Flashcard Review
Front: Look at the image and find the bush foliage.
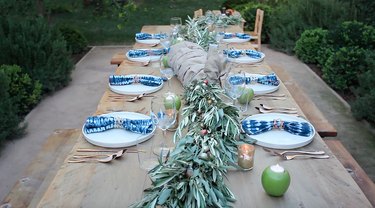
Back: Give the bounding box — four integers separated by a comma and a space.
0, 70, 24, 144
268, 0, 351, 53
0, 17, 74, 93
322, 47, 368, 91
59, 25, 88, 54
0, 65, 42, 116
294, 28, 328, 64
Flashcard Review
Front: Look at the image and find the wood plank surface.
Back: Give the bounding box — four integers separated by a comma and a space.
1, 129, 79, 208
32, 25, 371, 207
325, 139, 375, 207
271, 65, 338, 137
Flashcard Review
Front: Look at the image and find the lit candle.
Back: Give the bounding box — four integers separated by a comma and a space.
238, 144, 255, 170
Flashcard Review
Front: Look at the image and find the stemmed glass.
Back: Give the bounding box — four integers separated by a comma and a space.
160, 57, 174, 92
224, 72, 245, 107
150, 95, 177, 157
170, 17, 182, 35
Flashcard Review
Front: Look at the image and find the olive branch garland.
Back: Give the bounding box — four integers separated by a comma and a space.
130, 80, 254, 208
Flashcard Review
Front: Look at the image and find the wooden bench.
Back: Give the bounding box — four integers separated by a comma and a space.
271, 65, 338, 137
325, 139, 375, 207
1, 129, 80, 208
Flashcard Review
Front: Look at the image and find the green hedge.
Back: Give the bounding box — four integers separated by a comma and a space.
59, 25, 88, 54
352, 67, 375, 123
0, 70, 24, 144
269, 0, 351, 53
0, 65, 42, 116
322, 47, 368, 91
294, 28, 328, 64
0, 17, 74, 94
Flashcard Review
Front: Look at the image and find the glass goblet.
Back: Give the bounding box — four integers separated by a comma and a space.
170, 17, 182, 34
224, 72, 245, 107
150, 95, 177, 157
159, 55, 174, 92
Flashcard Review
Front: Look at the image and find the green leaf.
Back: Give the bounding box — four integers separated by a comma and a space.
157, 188, 172, 204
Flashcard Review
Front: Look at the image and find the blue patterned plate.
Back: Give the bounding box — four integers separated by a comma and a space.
135, 38, 160, 45
126, 49, 162, 63
242, 113, 315, 149
82, 112, 156, 148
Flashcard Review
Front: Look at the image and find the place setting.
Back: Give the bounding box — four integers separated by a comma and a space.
135, 32, 167, 45
224, 48, 265, 64
221, 32, 252, 43
108, 74, 165, 95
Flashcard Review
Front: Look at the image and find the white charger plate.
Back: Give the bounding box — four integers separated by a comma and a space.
242, 113, 315, 149
135, 38, 160, 45
227, 51, 265, 64
245, 73, 279, 95
109, 74, 164, 95
82, 112, 156, 148
126, 49, 161, 63
222, 36, 251, 43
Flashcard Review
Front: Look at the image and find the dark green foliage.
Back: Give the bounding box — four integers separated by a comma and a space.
0, 65, 42, 116
327, 21, 375, 50
269, 0, 351, 53
0, 70, 24, 144
235, 3, 272, 42
0, 17, 74, 93
351, 53, 375, 123
0, 0, 36, 17
322, 47, 368, 91
59, 26, 88, 54
294, 28, 328, 64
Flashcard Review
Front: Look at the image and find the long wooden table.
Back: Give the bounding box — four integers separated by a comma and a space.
31, 25, 372, 207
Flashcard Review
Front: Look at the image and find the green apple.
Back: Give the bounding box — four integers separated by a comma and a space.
163, 93, 181, 111
161, 55, 169, 67
238, 87, 254, 105
261, 164, 291, 197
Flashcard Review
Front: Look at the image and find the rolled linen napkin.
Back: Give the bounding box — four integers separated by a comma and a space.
242, 119, 313, 137
109, 75, 163, 87
128, 48, 169, 58
84, 116, 154, 134
224, 49, 262, 59
135, 32, 167, 40
223, 33, 251, 39
229, 73, 279, 86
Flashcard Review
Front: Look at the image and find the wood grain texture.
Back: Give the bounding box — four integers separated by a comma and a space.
271, 65, 338, 137
325, 139, 375, 207
1, 129, 79, 208
32, 25, 371, 208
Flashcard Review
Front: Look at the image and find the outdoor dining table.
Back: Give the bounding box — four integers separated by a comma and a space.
29, 25, 372, 207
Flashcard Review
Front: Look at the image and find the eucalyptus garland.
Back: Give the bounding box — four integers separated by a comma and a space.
131, 79, 254, 208
179, 12, 242, 51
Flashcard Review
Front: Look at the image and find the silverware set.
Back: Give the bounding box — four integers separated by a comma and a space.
107, 93, 154, 102
255, 103, 299, 115
68, 148, 143, 163
263, 147, 329, 160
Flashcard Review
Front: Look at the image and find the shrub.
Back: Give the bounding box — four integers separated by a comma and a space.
59, 26, 88, 54
294, 28, 328, 64
322, 47, 368, 91
0, 65, 42, 116
327, 21, 375, 50
0, 17, 74, 94
269, 0, 351, 53
235, 3, 272, 42
0, 70, 24, 144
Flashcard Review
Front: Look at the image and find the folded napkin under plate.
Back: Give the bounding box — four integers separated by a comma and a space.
224, 49, 265, 64
126, 49, 168, 63
241, 113, 316, 149
109, 74, 164, 95
82, 112, 156, 148
222, 33, 251, 43
135, 32, 166, 45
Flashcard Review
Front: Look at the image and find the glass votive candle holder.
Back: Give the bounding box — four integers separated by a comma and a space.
238, 144, 255, 170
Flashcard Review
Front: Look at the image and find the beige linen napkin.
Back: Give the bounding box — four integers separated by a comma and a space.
168, 41, 228, 86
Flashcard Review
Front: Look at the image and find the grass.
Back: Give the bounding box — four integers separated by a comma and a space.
50, 0, 226, 45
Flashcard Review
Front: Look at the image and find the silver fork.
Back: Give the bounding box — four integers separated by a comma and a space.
263, 147, 325, 156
